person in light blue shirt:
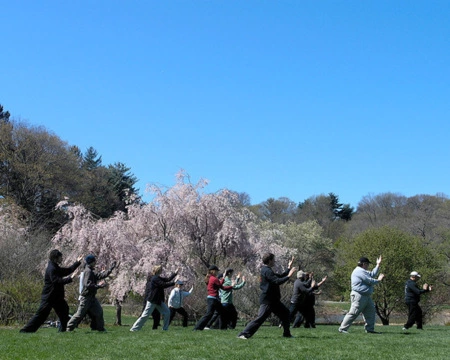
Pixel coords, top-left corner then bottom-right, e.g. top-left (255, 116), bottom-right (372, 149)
top-left (338, 256), bottom-right (384, 334)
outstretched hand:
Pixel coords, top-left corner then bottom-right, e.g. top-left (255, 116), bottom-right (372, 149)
top-left (376, 256), bottom-right (382, 265)
top-left (288, 267), bottom-right (297, 277)
top-left (76, 255), bottom-right (83, 262)
top-left (288, 256), bottom-right (295, 269)
top-left (71, 268), bottom-right (79, 279)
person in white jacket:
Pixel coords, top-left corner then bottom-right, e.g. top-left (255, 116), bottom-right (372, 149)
top-left (168, 280), bottom-right (193, 327)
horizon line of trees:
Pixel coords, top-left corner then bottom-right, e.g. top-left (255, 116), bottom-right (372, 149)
top-left (1, 104), bottom-right (449, 326)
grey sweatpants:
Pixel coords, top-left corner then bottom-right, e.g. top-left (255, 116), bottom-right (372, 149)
top-left (339, 291), bottom-right (376, 332)
top-left (67, 296), bottom-right (105, 331)
top-left (130, 301), bottom-right (170, 331)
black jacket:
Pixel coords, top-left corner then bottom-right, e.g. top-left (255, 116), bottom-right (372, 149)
top-left (290, 278), bottom-right (316, 305)
top-left (405, 279), bottom-right (428, 304)
top-left (41, 260), bottom-right (81, 301)
top-left (146, 273), bottom-right (176, 305)
top-left (259, 265), bottom-right (290, 305)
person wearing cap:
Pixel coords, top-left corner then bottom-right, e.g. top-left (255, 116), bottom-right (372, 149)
top-left (403, 271), bottom-right (432, 331)
top-left (193, 265), bottom-right (234, 330)
top-left (168, 279), bottom-right (193, 327)
top-left (130, 265), bottom-right (179, 331)
top-left (67, 254), bottom-right (117, 332)
top-left (338, 256), bottom-right (384, 334)
top-left (220, 268), bottom-right (246, 329)
top-left (237, 253), bottom-right (296, 339)
top-left (20, 250), bottom-right (82, 333)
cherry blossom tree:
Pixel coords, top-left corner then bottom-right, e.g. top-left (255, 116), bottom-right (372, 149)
top-left (52, 171), bottom-right (291, 322)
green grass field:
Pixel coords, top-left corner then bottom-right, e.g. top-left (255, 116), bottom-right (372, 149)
top-left (1, 307), bottom-right (448, 360)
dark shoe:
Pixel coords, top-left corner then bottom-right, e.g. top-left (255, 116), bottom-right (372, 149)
top-left (283, 334), bottom-right (294, 338)
top-left (365, 330), bottom-right (382, 334)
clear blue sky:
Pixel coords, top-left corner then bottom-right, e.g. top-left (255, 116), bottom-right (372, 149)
top-left (2, 1), bottom-right (449, 208)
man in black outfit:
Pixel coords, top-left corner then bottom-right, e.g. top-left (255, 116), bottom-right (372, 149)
top-left (301, 272), bottom-right (327, 328)
top-left (403, 271), bottom-right (432, 331)
top-left (237, 253), bottom-right (296, 339)
top-left (20, 250), bottom-right (82, 333)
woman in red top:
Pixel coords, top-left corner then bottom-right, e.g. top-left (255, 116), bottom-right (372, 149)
top-left (193, 265), bottom-right (233, 330)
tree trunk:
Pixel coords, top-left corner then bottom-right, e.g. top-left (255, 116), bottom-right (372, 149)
top-left (375, 303), bottom-right (390, 325)
top-left (114, 299), bottom-right (122, 326)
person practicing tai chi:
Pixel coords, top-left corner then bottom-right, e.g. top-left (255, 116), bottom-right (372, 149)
top-left (403, 271), bottom-right (432, 331)
top-left (67, 254), bottom-right (116, 332)
top-left (20, 250), bottom-right (82, 333)
top-left (338, 256), bottom-right (384, 334)
top-left (237, 253), bottom-right (296, 339)
top-left (221, 268), bottom-right (246, 329)
top-left (130, 265), bottom-right (179, 331)
top-left (193, 265), bottom-right (234, 331)
top-left (168, 280), bottom-right (193, 327)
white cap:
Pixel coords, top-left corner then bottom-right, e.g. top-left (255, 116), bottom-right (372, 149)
top-left (410, 271), bottom-right (421, 278)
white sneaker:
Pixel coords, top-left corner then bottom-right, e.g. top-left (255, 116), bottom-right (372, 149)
top-left (204, 327), bottom-right (210, 330)
top-left (237, 335), bottom-right (248, 340)
top-left (339, 329), bottom-right (349, 334)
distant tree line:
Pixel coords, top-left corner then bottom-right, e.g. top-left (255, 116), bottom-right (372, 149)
top-left (1, 104), bottom-right (449, 326)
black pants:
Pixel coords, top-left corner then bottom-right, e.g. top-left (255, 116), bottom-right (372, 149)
top-left (169, 306), bottom-right (189, 327)
top-left (194, 298), bottom-right (228, 330)
top-left (238, 302), bottom-right (291, 338)
top-left (223, 303), bottom-right (238, 329)
top-left (20, 298), bottom-right (70, 333)
top-left (206, 310), bottom-right (220, 328)
top-left (302, 303), bottom-right (316, 328)
top-left (404, 302), bottom-right (423, 329)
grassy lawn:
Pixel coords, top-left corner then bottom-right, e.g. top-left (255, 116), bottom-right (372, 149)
top-left (1, 307), bottom-right (448, 360)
